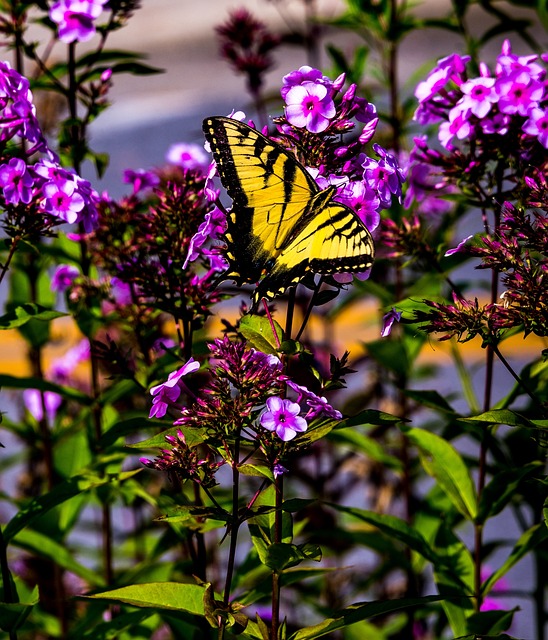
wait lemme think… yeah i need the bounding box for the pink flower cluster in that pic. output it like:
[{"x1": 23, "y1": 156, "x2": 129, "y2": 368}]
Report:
[{"x1": 415, "y1": 40, "x2": 548, "y2": 149}]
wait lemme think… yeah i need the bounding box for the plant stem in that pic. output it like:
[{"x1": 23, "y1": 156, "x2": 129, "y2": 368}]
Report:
[
  {"x1": 219, "y1": 435, "x2": 241, "y2": 639},
  {"x1": 271, "y1": 473, "x2": 283, "y2": 640}
]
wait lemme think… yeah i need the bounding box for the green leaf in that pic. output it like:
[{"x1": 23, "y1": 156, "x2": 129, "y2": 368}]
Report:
[
  {"x1": 239, "y1": 315, "x2": 283, "y2": 355},
  {"x1": 461, "y1": 409, "x2": 533, "y2": 428},
  {"x1": 477, "y1": 462, "x2": 542, "y2": 523},
  {"x1": 13, "y1": 528, "x2": 106, "y2": 587},
  {"x1": 465, "y1": 608, "x2": 518, "y2": 635},
  {"x1": 83, "y1": 582, "x2": 206, "y2": 613},
  {"x1": 404, "y1": 389, "x2": 457, "y2": 415},
  {"x1": 329, "y1": 428, "x2": 403, "y2": 470},
  {"x1": 3, "y1": 471, "x2": 137, "y2": 542},
  {"x1": 341, "y1": 409, "x2": 405, "y2": 428},
  {"x1": 0, "y1": 588, "x2": 38, "y2": 632},
  {"x1": 288, "y1": 596, "x2": 446, "y2": 640},
  {"x1": 127, "y1": 425, "x2": 205, "y2": 450},
  {"x1": 264, "y1": 542, "x2": 321, "y2": 572},
  {"x1": 329, "y1": 504, "x2": 439, "y2": 564},
  {"x1": 401, "y1": 426, "x2": 477, "y2": 520},
  {"x1": 238, "y1": 464, "x2": 274, "y2": 481},
  {"x1": 0, "y1": 303, "x2": 66, "y2": 329},
  {"x1": 483, "y1": 524, "x2": 548, "y2": 594}
]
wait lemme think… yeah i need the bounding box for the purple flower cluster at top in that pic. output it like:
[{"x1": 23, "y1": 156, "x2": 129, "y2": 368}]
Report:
[
  {"x1": 415, "y1": 40, "x2": 548, "y2": 149},
  {"x1": 49, "y1": 0, "x2": 109, "y2": 44},
  {"x1": 277, "y1": 66, "x2": 406, "y2": 232},
  {"x1": 0, "y1": 61, "x2": 50, "y2": 155}
]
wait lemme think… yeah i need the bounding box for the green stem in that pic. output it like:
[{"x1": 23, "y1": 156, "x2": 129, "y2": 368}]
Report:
[
  {"x1": 0, "y1": 527, "x2": 18, "y2": 640},
  {"x1": 271, "y1": 473, "x2": 283, "y2": 640}
]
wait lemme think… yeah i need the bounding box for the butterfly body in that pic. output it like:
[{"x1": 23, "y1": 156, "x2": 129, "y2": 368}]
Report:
[{"x1": 202, "y1": 116, "x2": 375, "y2": 303}]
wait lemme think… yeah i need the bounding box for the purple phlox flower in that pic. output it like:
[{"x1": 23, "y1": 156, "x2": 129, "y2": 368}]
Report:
[
  {"x1": 479, "y1": 112, "x2": 510, "y2": 136},
  {"x1": 445, "y1": 234, "x2": 474, "y2": 257},
  {"x1": 201, "y1": 247, "x2": 230, "y2": 274},
  {"x1": 23, "y1": 389, "x2": 62, "y2": 423},
  {"x1": 355, "y1": 99, "x2": 378, "y2": 143},
  {"x1": 51, "y1": 264, "x2": 80, "y2": 292},
  {"x1": 149, "y1": 358, "x2": 200, "y2": 419},
  {"x1": 523, "y1": 107, "x2": 548, "y2": 148},
  {"x1": 404, "y1": 162, "x2": 454, "y2": 217},
  {"x1": 110, "y1": 277, "x2": 134, "y2": 305},
  {"x1": 438, "y1": 105, "x2": 472, "y2": 148},
  {"x1": 286, "y1": 380, "x2": 342, "y2": 420},
  {"x1": 335, "y1": 179, "x2": 380, "y2": 231},
  {"x1": 281, "y1": 66, "x2": 332, "y2": 100},
  {"x1": 42, "y1": 178, "x2": 85, "y2": 223},
  {"x1": 496, "y1": 75, "x2": 544, "y2": 117},
  {"x1": 496, "y1": 40, "x2": 544, "y2": 82},
  {"x1": 184, "y1": 207, "x2": 227, "y2": 268},
  {"x1": 381, "y1": 308, "x2": 402, "y2": 337},
  {"x1": 166, "y1": 142, "x2": 209, "y2": 171},
  {"x1": 459, "y1": 77, "x2": 497, "y2": 118},
  {"x1": 50, "y1": 339, "x2": 90, "y2": 383},
  {"x1": 284, "y1": 82, "x2": 336, "y2": 133},
  {"x1": 123, "y1": 168, "x2": 159, "y2": 194},
  {"x1": 273, "y1": 462, "x2": 288, "y2": 478},
  {"x1": 260, "y1": 396, "x2": 308, "y2": 441},
  {"x1": 0, "y1": 157, "x2": 34, "y2": 204},
  {"x1": 362, "y1": 145, "x2": 405, "y2": 208},
  {"x1": 49, "y1": 0, "x2": 109, "y2": 44},
  {"x1": 414, "y1": 53, "x2": 471, "y2": 102}
]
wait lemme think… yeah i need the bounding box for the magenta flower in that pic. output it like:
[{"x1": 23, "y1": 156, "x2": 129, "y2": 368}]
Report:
[
  {"x1": 381, "y1": 308, "x2": 402, "y2": 337},
  {"x1": 445, "y1": 235, "x2": 473, "y2": 257},
  {"x1": 42, "y1": 179, "x2": 85, "y2": 223},
  {"x1": 286, "y1": 381, "x2": 342, "y2": 420},
  {"x1": 362, "y1": 146, "x2": 405, "y2": 209},
  {"x1": 123, "y1": 169, "x2": 160, "y2": 194},
  {"x1": 260, "y1": 396, "x2": 307, "y2": 441},
  {"x1": 0, "y1": 158, "x2": 34, "y2": 204},
  {"x1": 414, "y1": 53, "x2": 470, "y2": 103},
  {"x1": 460, "y1": 77, "x2": 497, "y2": 118},
  {"x1": 184, "y1": 207, "x2": 227, "y2": 268},
  {"x1": 51, "y1": 264, "x2": 80, "y2": 292},
  {"x1": 50, "y1": 339, "x2": 90, "y2": 383},
  {"x1": 49, "y1": 0, "x2": 108, "y2": 44},
  {"x1": 149, "y1": 358, "x2": 200, "y2": 419},
  {"x1": 438, "y1": 106, "x2": 472, "y2": 148},
  {"x1": 23, "y1": 389, "x2": 62, "y2": 423},
  {"x1": 523, "y1": 107, "x2": 548, "y2": 148},
  {"x1": 496, "y1": 76, "x2": 544, "y2": 117},
  {"x1": 284, "y1": 82, "x2": 336, "y2": 133},
  {"x1": 281, "y1": 65, "x2": 332, "y2": 99},
  {"x1": 166, "y1": 143, "x2": 209, "y2": 171},
  {"x1": 335, "y1": 180, "x2": 380, "y2": 231}
]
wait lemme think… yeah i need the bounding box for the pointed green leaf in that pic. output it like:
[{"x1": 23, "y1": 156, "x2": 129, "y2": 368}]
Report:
[
  {"x1": 401, "y1": 426, "x2": 477, "y2": 520},
  {"x1": 83, "y1": 582, "x2": 206, "y2": 614},
  {"x1": 0, "y1": 589, "x2": 38, "y2": 632},
  {"x1": 329, "y1": 504, "x2": 439, "y2": 564},
  {"x1": 239, "y1": 315, "x2": 283, "y2": 355},
  {"x1": 0, "y1": 303, "x2": 66, "y2": 329},
  {"x1": 288, "y1": 596, "x2": 446, "y2": 640},
  {"x1": 483, "y1": 524, "x2": 548, "y2": 594}
]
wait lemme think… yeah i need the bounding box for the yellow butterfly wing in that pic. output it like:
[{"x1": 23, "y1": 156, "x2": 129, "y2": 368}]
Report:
[{"x1": 202, "y1": 116, "x2": 375, "y2": 301}]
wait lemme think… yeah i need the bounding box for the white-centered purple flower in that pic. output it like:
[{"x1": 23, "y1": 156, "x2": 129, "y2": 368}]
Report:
[
  {"x1": 460, "y1": 77, "x2": 497, "y2": 118},
  {"x1": 49, "y1": 0, "x2": 109, "y2": 44},
  {"x1": 496, "y1": 76, "x2": 544, "y2": 117},
  {"x1": 284, "y1": 82, "x2": 336, "y2": 133},
  {"x1": 149, "y1": 358, "x2": 200, "y2": 419},
  {"x1": 166, "y1": 143, "x2": 209, "y2": 171},
  {"x1": 260, "y1": 396, "x2": 308, "y2": 441},
  {"x1": 42, "y1": 179, "x2": 85, "y2": 223}
]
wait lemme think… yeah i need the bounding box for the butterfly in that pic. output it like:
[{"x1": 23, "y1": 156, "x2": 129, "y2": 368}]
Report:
[{"x1": 202, "y1": 116, "x2": 375, "y2": 304}]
